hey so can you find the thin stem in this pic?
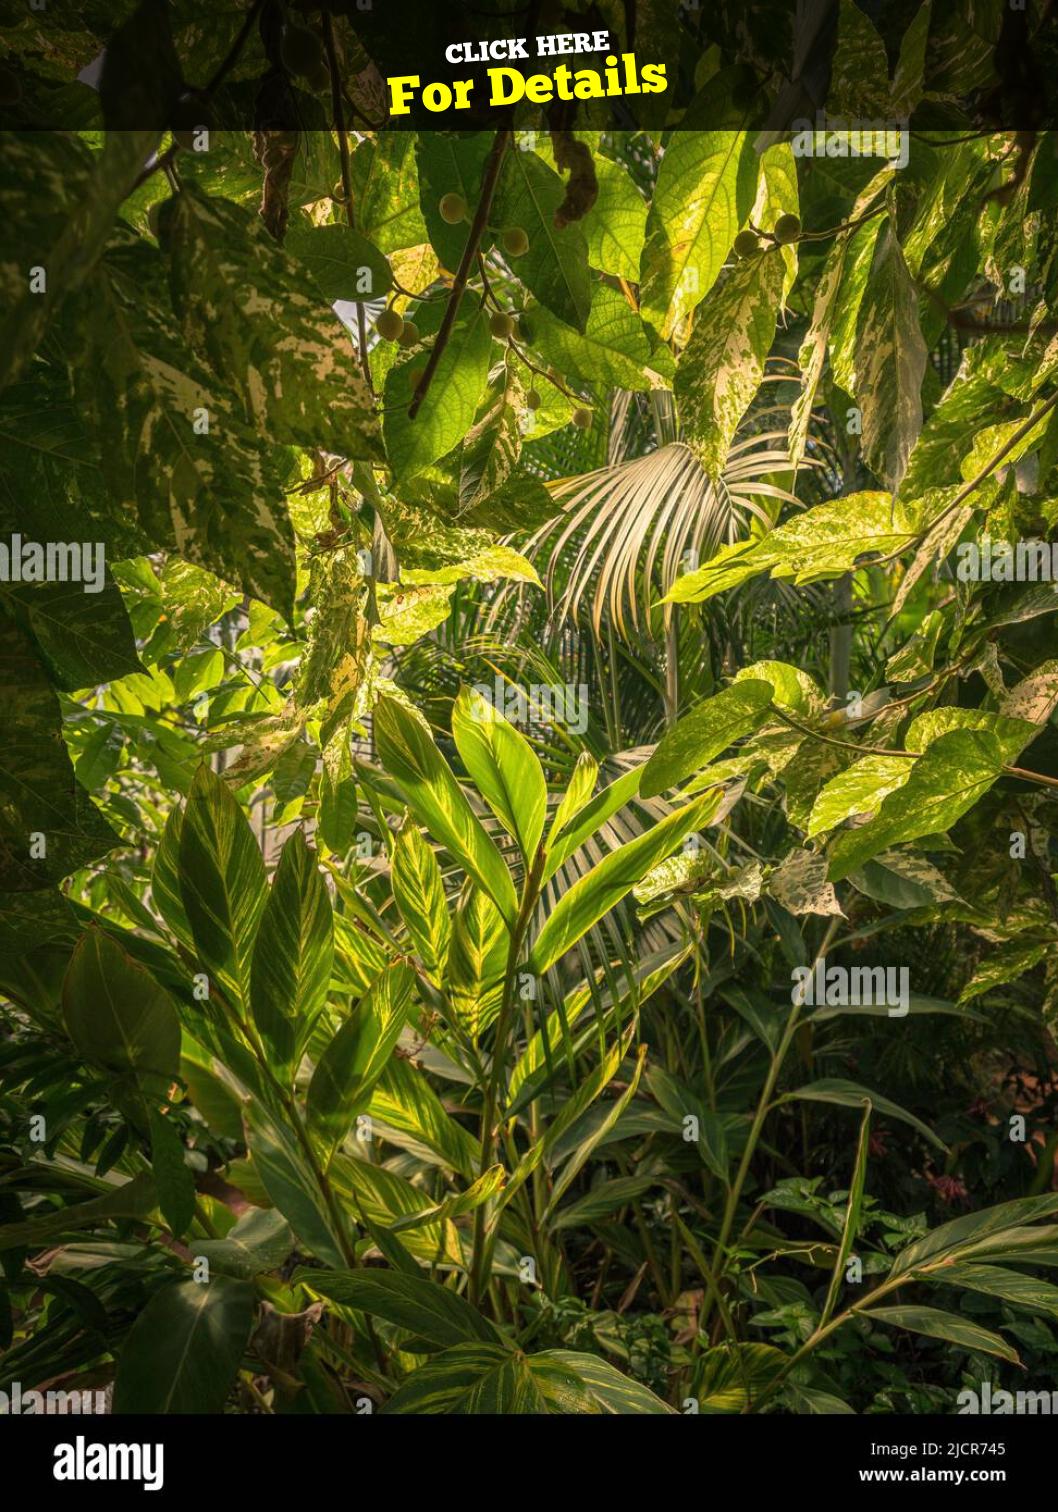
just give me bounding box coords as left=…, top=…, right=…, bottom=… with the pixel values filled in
left=409, top=129, right=510, bottom=420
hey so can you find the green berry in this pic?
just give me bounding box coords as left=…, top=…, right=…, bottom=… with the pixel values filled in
left=490, top=312, right=514, bottom=341
left=397, top=320, right=420, bottom=347
left=733, top=229, right=761, bottom=258
left=376, top=308, right=404, bottom=342
left=526, top=389, right=542, bottom=411
left=572, top=407, right=592, bottom=430
left=774, top=213, right=802, bottom=244
left=502, top=226, right=529, bottom=258
left=281, top=24, right=325, bottom=77
left=439, top=193, right=467, bottom=224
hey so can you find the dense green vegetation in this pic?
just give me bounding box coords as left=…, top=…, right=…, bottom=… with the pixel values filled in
left=2, top=1, right=1058, bottom=1417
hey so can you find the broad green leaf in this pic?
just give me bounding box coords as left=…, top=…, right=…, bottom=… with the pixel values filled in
left=582, top=156, right=648, bottom=281
left=389, top=1164, right=506, bottom=1234
left=891, top=1193, right=1058, bottom=1276
left=785, top=1077, right=944, bottom=1150
left=250, top=829, right=333, bottom=1082
left=194, top=1208, right=293, bottom=1280
left=827, top=731, right=1005, bottom=880
left=68, top=237, right=296, bottom=615
left=415, top=132, right=495, bottom=271
left=112, top=1276, right=256, bottom=1413
left=162, top=185, right=381, bottom=458
left=639, top=130, right=756, bottom=339
left=0, top=617, right=119, bottom=890
left=676, top=248, right=784, bottom=477
left=807, top=754, right=915, bottom=837
left=391, top=822, right=450, bottom=983
left=851, top=220, right=927, bottom=490
left=447, top=884, right=507, bottom=1039
left=297, top=1267, right=500, bottom=1349
left=543, top=765, right=640, bottom=881
left=452, top=685, right=547, bottom=863
left=640, top=680, right=773, bottom=797
left=527, top=286, right=661, bottom=392
left=307, top=963, right=414, bottom=1163
left=373, top=696, right=517, bottom=928
left=0, top=573, right=142, bottom=693
left=868, top=1305, right=1019, bottom=1366
left=0, top=1173, right=156, bottom=1252
left=529, top=791, right=722, bottom=975
left=905, top=707, right=1036, bottom=764
left=284, top=220, right=391, bottom=303
left=370, top=1056, right=480, bottom=1179
left=63, top=930, right=181, bottom=1089
left=146, top=1105, right=194, bottom=1244
left=493, top=149, right=591, bottom=331
left=940, top=1263, right=1058, bottom=1318
left=383, top=307, right=493, bottom=481
left=179, top=764, right=268, bottom=1009
left=0, top=129, right=160, bottom=394
left=538, top=1349, right=675, bottom=1413
left=692, top=1342, right=787, bottom=1414
left=244, top=1103, right=347, bottom=1269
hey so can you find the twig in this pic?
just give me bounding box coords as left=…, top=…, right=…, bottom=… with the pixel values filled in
left=408, top=129, right=510, bottom=420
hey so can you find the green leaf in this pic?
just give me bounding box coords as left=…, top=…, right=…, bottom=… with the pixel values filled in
left=284, top=220, right=392, bottom=303
left=785, top=1078, right=944, bottom=1150
left=297, top=1267, right=501, bottom=1349
left=582, top=156, right=648, bottom=281
left=0, top=574, right=142, bottom=693
left=68, top=237, right=296, bottom=615
left=244, top=1103, right=347, bottom=1268
left=868, top=1305, right=1019, bottom=1366
left=162, top=186, right=381, bottom=458
left=452, top=685, right=547, bottom=863
left=543, top=766, right=641, bottom=881
left=537, top=1350, right=675, bottom=1413
left=415, top=132, right=495, bottom=271
left=383, top=307, right=493, bottom=481
left=820, top=1100, right=871, bottom=1327
left=178, top=764, right=268, bottom=1010
left=194, top=1208, right=293, bottom=1280
left=0, top=129, right=160, bottom=394
left=529, top=790, right=723, bottom=975
left=148, top=1105, right=195, bottom=1241
left=806, top=754, right=915, bottom=838
left=446, top=884, right=507, bottom=1039
left=0, top=1173, right=157, bottom=1252
left=527, top=286, right=661, bottom=392
left=827, top=731, right=1005, bottom=880
left=640, top=680, right=773, bottom=797
left=112, top=1276, right=256, bottom=1413
left=62, top=930, right=181, bottom=1088
left=307, top=963, right=414, bottom=1163
left=389, top=1164, right=506, bottom=1234
left=391, top=822, right=450, bottom=984
left=373, top=696, right=517, bottom=928
left=851, top=220, right=928, bottom=490
left=493, top=149, right=591, bottom=331
left=250, top=829, right=333, bottom=1082
left=891, top=1193, right=1058, bottom=1276
left=676, top=248, right=784, bottom=476
left=639, top=130, right=756, bottom=340
left=0, top=616, right=119, bottom=890
left=940, top=1263, right=1058, bottom=1318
